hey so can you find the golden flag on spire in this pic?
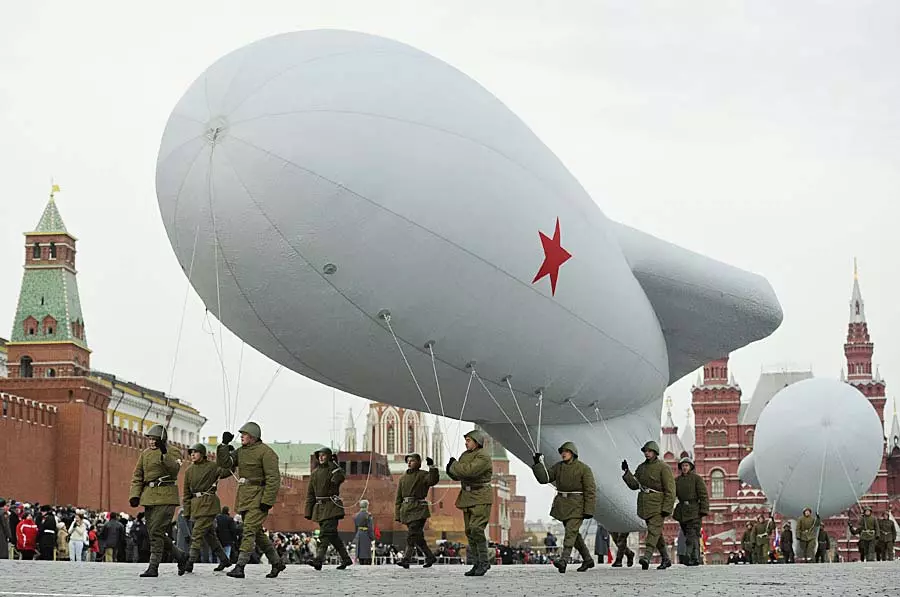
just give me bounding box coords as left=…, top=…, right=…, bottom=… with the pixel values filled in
left=50, top=183, right=60, bottom=198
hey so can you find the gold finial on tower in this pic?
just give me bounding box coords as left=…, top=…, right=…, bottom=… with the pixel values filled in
left=50, top=182, right=60, bottom=200
left=665, top=396, right=673, bottom=412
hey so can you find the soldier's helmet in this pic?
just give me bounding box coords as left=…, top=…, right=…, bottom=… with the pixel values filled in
left=557, top=441, right=579, bottom=458
left=359, top=499, right=369, bottom=509
left=188, top=443, right=207, bottom=457
left=314, top=446, right=334, bottom=458
left=405, top=453, right=422, bottom=464
left=238, top=421, right=262, bottom=440
left=464, top=428, right=485, bottom=447
left=863, top=506, right=872, bottom=514
left=145, top=424, right=167, bottom=442
left=678, top=456, right=695, bottom=470
left=641, top=440, right=660, bottom=455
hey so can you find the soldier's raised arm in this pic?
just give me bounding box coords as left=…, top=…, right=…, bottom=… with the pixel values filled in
left=449, top=451, right=491, bottom=479
left=531, top=454, right=556, bottom=485
left=330, top=453, right=346, bottom=485
left=426, top=458, right=440, bottom=487
left=216, top=437, right=237, bottom=472
left=622, top=460, right=640, bottom=491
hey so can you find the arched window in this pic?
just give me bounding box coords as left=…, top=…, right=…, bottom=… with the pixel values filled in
left=711, top=469, right=725, bottom=499
left=407, top=423, right=415, bottom=453
left=746, top=429, right=754, bottom=449
left=20, top=356, right=34, bottom=378
left=32, top=243, right=41, bottom=259
left=386, top=422, right=396, bottom=454
left=47, top=368, right=56, bottom=378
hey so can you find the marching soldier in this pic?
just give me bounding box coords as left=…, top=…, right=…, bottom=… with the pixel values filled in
left=780, top=520, right=794, bottom=563
left=849, top=506, right=878, bottom=562
left=447, top=428, right=493, bottom=577
left=740, top=521, right=755, bottom=563
left=752, top=513, right=775, bottom=565
left=129, top=424, right=187, bottom=577
left=395, top=453, right=440, bottom=569
left=621, top=440, right=675, bottom=570
left=305, top=447, right=353, bottom=570
left=610, top=532, right=634, bottom=567
left=353, top=500, right=375, bottom=565
left=876, top=510, right=896, bottom=561
left=796, top=507, right=818, bottom=563
left=180, top=443, right=232, bottom=574
left=532, top=441, right=597, bottom=573
left=216, top=422, right=286, bottom=579
left=673, top=456, right=708, bottom=566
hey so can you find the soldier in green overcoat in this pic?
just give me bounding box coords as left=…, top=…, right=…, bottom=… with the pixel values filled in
left=216, top=422, right=285, bottom=579
left=129, top=424, right=188, bottom=577
left=621, top=440, right=675, bottom=570
left=752, top=513, right=775, bottom=564
left=740, top=521, right=755, bottom=563
left=180, top=443, right=232, bottom=574
left=447, top=428, right=494, bottom=577
left=305, top=446, right=353, bottom=570
left=532, top=441, right=597, bottom=573
left=780, top=520, right=794, bottom=563
left=876, top=510, right=896, bottom=561
left=849, top=506, right=878, bottom=561
left=795, top=507, right=818, bottom=562
left=673, top=456, right=708, bottom=566
left=395, top=453, right=440, bottom=569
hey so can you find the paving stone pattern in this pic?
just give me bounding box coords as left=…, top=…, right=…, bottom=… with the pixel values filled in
left=0, top=560, right=898, bottom=597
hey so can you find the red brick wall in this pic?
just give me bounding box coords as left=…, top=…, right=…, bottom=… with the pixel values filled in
left=0, top=393, right=58, bottom=502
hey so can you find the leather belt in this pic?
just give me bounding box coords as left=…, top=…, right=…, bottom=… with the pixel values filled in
left=463, top=484, right=485, bottom=491
left=43, top=529, right=55, bottom=534
left=557, top=491, right=583, bottom=498
left=238, top=478, right=266, bottom=486
left=403, top=497, right=427, bottom=503
left=146, top=480, right=175, bottom=488
left=639, top=486, right=660, bottom=494
left=316, top=496, right=340, bottom=503
left=357, top=526, right=369, bottom=531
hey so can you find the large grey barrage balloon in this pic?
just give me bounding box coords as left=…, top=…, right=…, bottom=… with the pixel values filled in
left=754, top=378, right=883, bottom=518
left=738, top=452, right=760, bottom=488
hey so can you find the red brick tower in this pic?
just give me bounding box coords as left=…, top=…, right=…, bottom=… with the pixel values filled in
left=844, top=261, right=889, bottom=506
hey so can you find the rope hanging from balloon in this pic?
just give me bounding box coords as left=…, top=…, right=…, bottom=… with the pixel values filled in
left=164, top=223, right=200, bottom=429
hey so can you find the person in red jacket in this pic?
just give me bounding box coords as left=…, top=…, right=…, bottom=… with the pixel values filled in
left=16, top=512, right=38, bottom=560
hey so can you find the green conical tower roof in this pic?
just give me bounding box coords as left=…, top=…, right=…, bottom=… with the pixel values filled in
left=11, top=194, right=87, bottom=350
left=32, top=196, right=68, bottom=233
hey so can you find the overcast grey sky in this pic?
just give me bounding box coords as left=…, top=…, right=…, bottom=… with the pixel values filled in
left=2, top=1, right=898, bottom=520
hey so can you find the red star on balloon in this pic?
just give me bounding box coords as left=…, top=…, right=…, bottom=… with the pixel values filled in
left=532, top=218, right=572, bottom=296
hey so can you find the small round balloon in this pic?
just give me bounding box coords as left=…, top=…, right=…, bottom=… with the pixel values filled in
left=754, top=378, right=883, bottom=518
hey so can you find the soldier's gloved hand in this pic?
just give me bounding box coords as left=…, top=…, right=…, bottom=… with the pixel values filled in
left=446, top=457, right=456, bottom=476
left=621, top=460, right=629, bottom=472
left=259, top=503, right=272, bottom=513
left=582, top=513, right=593, bottom=520
left=533, top=453, right=542, bottom=465
left=331, top=453, right=339, bottom=463
left=222, top=431, right=234, bottom=445
left=425, top=457, right=434, bottom=467
left=129, top=497, right=140, bottom=508
left=661, top=511, right=671, bottom=518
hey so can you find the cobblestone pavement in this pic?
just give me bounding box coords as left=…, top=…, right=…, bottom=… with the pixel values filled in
left=0, top=560, right=898, bottom=597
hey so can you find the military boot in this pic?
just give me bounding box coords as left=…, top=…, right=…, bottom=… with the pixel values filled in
left=657, top=554, right=672, bottom=570
left=420, top=540, right=437, bottom=568
left=140, top=554, right=160, bottom=578
left=626, top=549, right=635, bottom=567
left=335, top=540, right=353, bottom=570
left=180, top=550, right=199, bottom=576
left=308, top=543, right=327, bottom=571
left=262, top=545, right=286, bottom=578
left=639, top=556, right=650, bottom=570
left=171, top=545, right=188, bottom=575
left=227, top=552, right=251, bottom=579
left=464, top=541, right=480, bottom=576
left=575, top=537, right=595, bottom=572
left=611, top=554, right=624, bottom=568
left=471, top=542, right=491, bottom=576
left=213, top=548, right=232, bottom=572
left=396, top=546, right=415, bottom=569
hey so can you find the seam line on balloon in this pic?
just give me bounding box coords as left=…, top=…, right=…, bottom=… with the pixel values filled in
left=223, top=133, right=666, bottom=383
left=166, top=140, right=209, bottom=256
